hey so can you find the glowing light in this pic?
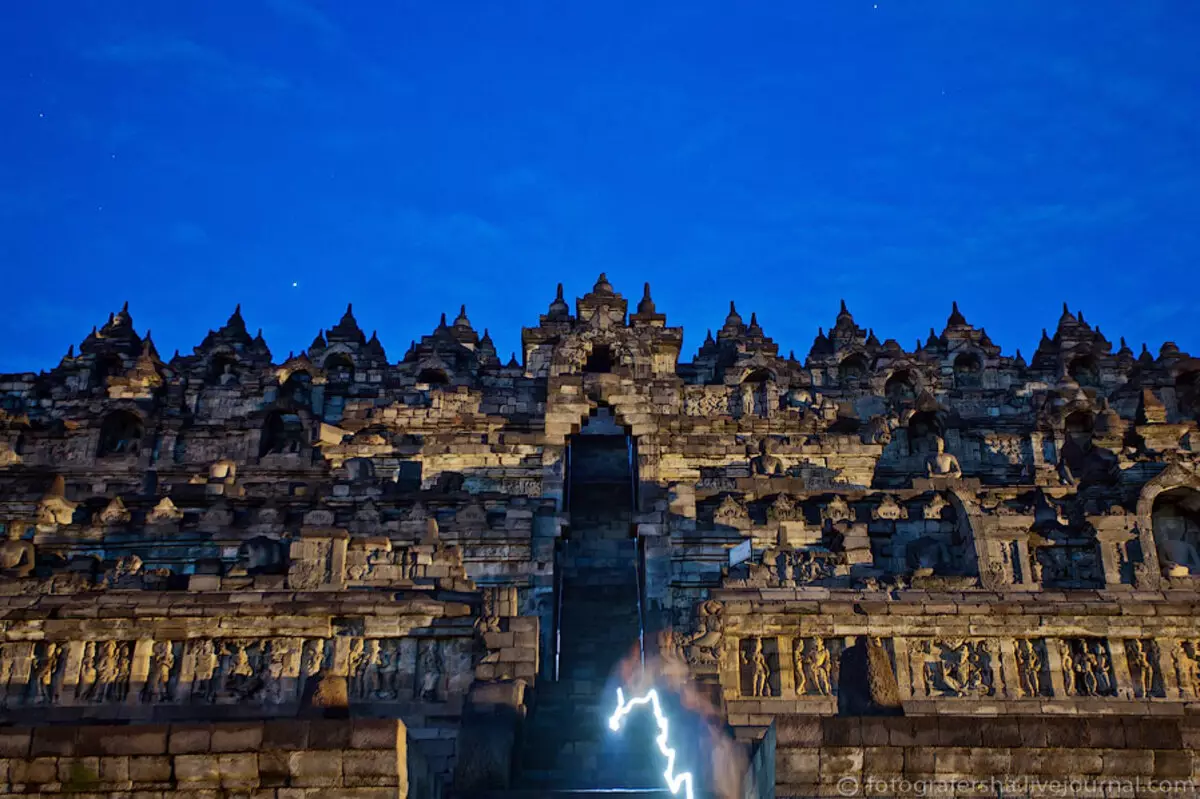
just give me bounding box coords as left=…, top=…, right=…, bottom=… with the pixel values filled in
left=608, top=687, right=694, bottom=799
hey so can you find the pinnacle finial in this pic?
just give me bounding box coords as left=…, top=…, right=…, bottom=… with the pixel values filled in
left=643, top=282, right=652, bottom=300
left=730, top=300, right=737, bottom=313
left=121, top=300, right=129, bottom=313
left=234, top=303, right=242, bottom=314
left=346, top=302, right=354, bottom=314
left=750, top=312, right=759, bottom=327
left=439, top=312, right=447, bottom=327
left=556, top=282, right=564, bottom=300
left=839, top=298, right=848, bottom=313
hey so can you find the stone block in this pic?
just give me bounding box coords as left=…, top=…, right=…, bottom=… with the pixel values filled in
left=174, top=754, right=222, bottom=788
left=308, top=720, right=354, bottom=749
left=263, top=720, right=310, bottom=751
left=258, top=749, right=291, bottom=787
left=0, top=728, right=31, bottom=758
left=128, top=755, right=172, bottom=783
left=819, top=746, right=863, bottom=776
left=210, top=722, right=264, bottom=753
left=1154, top=750, right=1193, bottom=779
left=350, top=720, right=401, bottom=751
left=11, top=756, right=60, bottom=786
left=776, top=748, right=820, bottom=781
left=289, top=749, right=343, bottom=787
left=168, top=724, right=212, bottom=754
left=98, top=756, right=130, bottom=784
left=217, top=753, right=260, bottom=789
left=862, top=746, right=904, bottom=775
left=92, top=726, right=169, bottom=756
left=343, top=750, right=401, bottom=787
left=31, top=726, right=78, bottom=757
left=57, top=756, right=100, bottom=786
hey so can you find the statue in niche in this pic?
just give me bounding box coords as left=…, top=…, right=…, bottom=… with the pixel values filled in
left=743, top=638, right=771, bottom=697
left=33, top=643, right=61, bottom=704
left=1015, top=639, right=1043, bottom=697
left=0, top=524, right=36, bottom=579
left=350, top=639, right=385, bottom=700
left=239, top=536, right=287, bottom=576
left=300, top=640, right=324, bottom=696
left=933, top=640, right=991, bottom=696
left=192, top=640, right=220, bottom=702
left=99, top=555, right=143, bottom=588
left=77, top=642, right=98, bottom=701
left=797, top=638, right=832, bottom=696
left=862, top=415, right=893, bottom=445
left=223, top=641, right=261, bottom=700
left=265, top=640, right=294, bottom=704
left=907, top=533, right=958, bottom=578
left=926, top=435, right=962, bottom=478
left=147, top=497, right=184, bottom=524
left=750, top=439, right=784, bottom=476
left=143, top=641, right=174, bottom=703
left=1059, top=641, right=1076, bottom=696
left=740, top=382, right=758, bottom=419
left=1128, top=640, right=1155, bottom=698
left=792, top=640, right=808, bottom=695
left=1161, top=537, right=1200, bottom=579
left=418, top=641, right=442, bottom=701
left=95, top=641, right=130, bottom=703
left=685, top=600, right=724, bottom=665
left=1175, top=641, right=1200, bottom=697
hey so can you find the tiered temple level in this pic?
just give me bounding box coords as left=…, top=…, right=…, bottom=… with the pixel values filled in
left=0, top=275, right=1198, bottom=797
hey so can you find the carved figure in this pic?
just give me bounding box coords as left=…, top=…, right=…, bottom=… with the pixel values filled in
left=809, top=638, right=832, bottom=696
left=926, top=435, right=962, bottom=478
left=685, top=600, right=724, bottom=665
left=751, top=439, right=784, bottom=476
left=1129, top=640, right=1154, bottom=698
left=192, top=640, right=219, bottom=702
left=792, top=639, right=807, bottom=695
left=418, top=642, right=442, bottom=701
left=144, top=641, right=174, bottom=702
left=34, top=643, right=60, bottom=704
left=0, top=524, right=35, bottom=579
left=265, top=639, right=293, bottom=704
left=743, top=638, right=771, bottom=697
left=1015, top=639, right=1042, bottom=697
left=77, top=642, right=98, bottom=701
left=1059, top=641, right=1076, bottom=697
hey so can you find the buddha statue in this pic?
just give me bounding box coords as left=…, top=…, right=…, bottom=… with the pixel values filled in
left=751, top=439, right=784, bottom=477
left=1161, top=537, right=1200, bottom=578
left=0, top=523, right=36, bottom=579
left=925, top=435, right=962, bottom=479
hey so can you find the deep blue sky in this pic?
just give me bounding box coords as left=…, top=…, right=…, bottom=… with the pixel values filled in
left=2, top=1, right=1197, bottom=373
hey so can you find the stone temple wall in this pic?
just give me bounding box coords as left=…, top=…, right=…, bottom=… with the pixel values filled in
left=0, top=275, right=1198, bottom=796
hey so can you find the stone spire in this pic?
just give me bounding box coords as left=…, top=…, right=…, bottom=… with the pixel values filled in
left=592, top=272, right=614, bottom=294
left=547, top=283, right=570, bottom=319
left=327, top=303, right=367, bottom=345
left=637, top=283, right=656, bottom=315
left=310, top=329, right=327, bottom=350
left=454, top=304, right=472, bottom=329
left=947, top=301, right=967, bottom=327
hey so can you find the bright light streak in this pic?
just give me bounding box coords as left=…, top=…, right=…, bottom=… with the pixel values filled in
left=608, top=687, right=695, bottom=799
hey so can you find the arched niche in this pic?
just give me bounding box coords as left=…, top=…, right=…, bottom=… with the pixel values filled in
left=346, top=457, right=375, bottom=483
left=898, top=490, right=982, bottom=583
left=207, top=353, right=240, bottom=386
left=259, top=410, right=305, bottom=457
left=838, top=354, right=868, bottom=386
left=97, top=410, right=143, bottom=458
left=1062, top=409, right=1095, bottom=472
left=91, top=354, right=124, bottom=391
left=417, top=368, right=450, bottom=386
left=1175, top=369, right=1200, bottom=422
left=324, top=352, right=356, bottom=384
left=1152, top=486, right=1200, bottom=576
left=884, top=370, right=916, bottom=405
left=1069, top=356, right=1100, bottom=388
left=583, top=343, right=614, bottom=374
left=281, top=370, right=313, bottom=406
left=952, top=352, right=982, bottom=388
left=906, top=410, right=943, bottom=456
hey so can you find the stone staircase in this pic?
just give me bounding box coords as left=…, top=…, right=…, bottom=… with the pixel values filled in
left=514, top=492, right=663, bottom=793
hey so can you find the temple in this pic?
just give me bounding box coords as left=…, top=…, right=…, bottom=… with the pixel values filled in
left=0, top=275, right=1199, bottom=797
